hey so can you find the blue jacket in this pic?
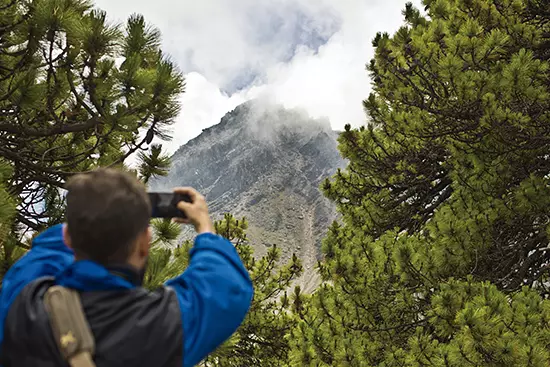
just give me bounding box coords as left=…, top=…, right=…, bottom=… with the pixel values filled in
left=0, top=224, right=253, bottom=367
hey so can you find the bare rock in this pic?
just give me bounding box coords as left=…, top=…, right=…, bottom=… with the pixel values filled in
left=151, top=100, right=346, bottom=292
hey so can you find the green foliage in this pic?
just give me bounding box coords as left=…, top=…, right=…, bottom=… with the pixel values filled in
left=139, top=144, right=171, bottom=185
left=0, top=160, right=22, bottom=282
left=145, top=213, right=304, bottom=366
left=291, top=1, right=550, bottom=365
left=142, top=218, right=188, bottom=289
left=210, top=214, right=305, bottom=366
left=0, top=0, right=181, bottom=282
left=0, top=161, right=15, bottom=235
left=0, top=0, right=184, bottom=233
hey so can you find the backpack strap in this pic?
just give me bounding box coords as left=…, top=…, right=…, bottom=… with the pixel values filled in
left=44, top=286, right=96, bottom=367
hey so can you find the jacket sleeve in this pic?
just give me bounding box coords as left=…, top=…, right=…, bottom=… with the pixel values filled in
left=0, top=224, right=74, bottom=354
left=165, top=233, right=254, bottom=367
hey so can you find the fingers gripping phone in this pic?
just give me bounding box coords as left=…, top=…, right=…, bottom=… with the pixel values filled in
left=148, top=192, right=192, bottom=219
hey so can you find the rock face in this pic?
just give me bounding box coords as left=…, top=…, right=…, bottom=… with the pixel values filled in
left=150, top=100, right=346, bottom=292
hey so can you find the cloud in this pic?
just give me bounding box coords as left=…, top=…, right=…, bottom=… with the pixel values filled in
left=170, top=72, right=258, bottom=146
left=94, top=0, right=340, bottom=92
left=259, top=0, right=426, bottom=130
left=93, top=0, right=424, bottom=154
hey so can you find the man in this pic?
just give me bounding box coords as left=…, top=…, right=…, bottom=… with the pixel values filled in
left=0, top=168, right=254, bottom=367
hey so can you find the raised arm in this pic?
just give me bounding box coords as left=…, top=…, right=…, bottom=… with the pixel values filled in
left=166, top=233, right=253, bottom=366
left=165, top=187, right=254, bottom=367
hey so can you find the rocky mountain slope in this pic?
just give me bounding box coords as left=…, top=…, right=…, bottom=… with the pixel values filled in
left=151, top=101, right=346, bottom=292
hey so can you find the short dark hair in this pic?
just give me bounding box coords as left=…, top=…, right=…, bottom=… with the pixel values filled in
left=65, top=168, right=151, bottom=264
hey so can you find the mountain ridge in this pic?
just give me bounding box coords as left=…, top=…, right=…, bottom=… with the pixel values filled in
left=152, top=100, right=346, bottom=292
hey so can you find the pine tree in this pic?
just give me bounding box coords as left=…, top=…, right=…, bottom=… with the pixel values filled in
left=0, top=0, right=184, bottom=234
left=144, top=213, right=304, bottom=366
left=0, top=159, right=22, bottom=283
left=0, top=0, right=183, bottom=277
left=290, top=1, right=550, bottom=365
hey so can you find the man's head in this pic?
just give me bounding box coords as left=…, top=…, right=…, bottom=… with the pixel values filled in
left=63, top=168, right=152, bottom=270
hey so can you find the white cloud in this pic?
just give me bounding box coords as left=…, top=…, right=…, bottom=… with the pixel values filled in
left=169, top=72, right=257, bottom=147
left=93, top=0, right=424, bottom=154
left=94, top=0, right=340, bottom=91
left=260, top=0, right=425, bottom=130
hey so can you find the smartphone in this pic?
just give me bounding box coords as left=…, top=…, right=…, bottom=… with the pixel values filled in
left=147, top=192, right=192, bottom=219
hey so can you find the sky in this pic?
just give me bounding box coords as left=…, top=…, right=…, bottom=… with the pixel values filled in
left=93, top=0, right=423, bottom=154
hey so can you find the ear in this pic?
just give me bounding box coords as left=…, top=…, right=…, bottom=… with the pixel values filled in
left=62, top=224, right=73, bottom=250
left=138, top=226, right=152, bottom=258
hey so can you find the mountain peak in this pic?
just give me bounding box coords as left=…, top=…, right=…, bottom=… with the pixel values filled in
left=153, top=101, right=346, bottom=293
left=177, top=99, right=333, bottom=155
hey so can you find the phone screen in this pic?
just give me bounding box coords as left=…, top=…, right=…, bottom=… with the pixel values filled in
left=148, top=192, right=188, bottom=218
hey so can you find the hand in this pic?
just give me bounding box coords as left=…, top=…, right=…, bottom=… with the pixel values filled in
left=172, top=187, right=215, bottom=234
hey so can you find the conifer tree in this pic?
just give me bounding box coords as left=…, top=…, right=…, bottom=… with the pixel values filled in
left=290, top=1, right=550, bottom=365
left=0, top=159, right=21, bottom=282
left=0, top=0, right=183, bottom=279
left=0, top=0, right=184, bottom=236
